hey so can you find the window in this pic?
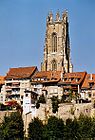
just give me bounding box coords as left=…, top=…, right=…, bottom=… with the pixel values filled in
left=61, top=60, right=64, bottom=67
left=21, top=101, right=23, bottom=105
left=52, top=59, right=57, bottom=71
left=45, top=60, right=47, bottom=71
left=21, top=95, right=23, bottom=99
left=0, top=96, right=3, bottom=101
left=89, top=82, right=94, bottom=88
left=52, top=32, right=57, bottom=52
left=25, top=94, right=28, bottom=97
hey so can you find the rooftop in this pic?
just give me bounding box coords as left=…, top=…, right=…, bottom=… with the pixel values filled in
left=82, top=74, right=95, bottom=89
left=5, top=66, right=37, bottom=80
left=0, top=76, right=5, bottom=85
left=59, top=72, right=87, bottom=85
left=32, top=71, right=61, bottom=83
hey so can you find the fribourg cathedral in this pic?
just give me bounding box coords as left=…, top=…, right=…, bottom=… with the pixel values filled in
left=41, top=11, right=73, bottom=73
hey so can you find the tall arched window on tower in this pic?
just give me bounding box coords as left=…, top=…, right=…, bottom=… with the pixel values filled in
left=52, top=59, right=57, bottom=71
left=52, top=32, right=57, bottom=52
left=45, top=60, right=47, bottom=71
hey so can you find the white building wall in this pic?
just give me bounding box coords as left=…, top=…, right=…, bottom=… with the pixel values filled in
left=23, top=92, right=31, bottom=115
left=0, top=85, right=6, bottom=104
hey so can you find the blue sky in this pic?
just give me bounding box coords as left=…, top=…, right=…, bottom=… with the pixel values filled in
left=0, top=0, right=95, bottom=75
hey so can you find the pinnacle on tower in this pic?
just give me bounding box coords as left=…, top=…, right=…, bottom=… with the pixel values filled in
left=47, top=11, right=53, bottom=23
left=62, top=10, right=68, bottom=22
left=56, top=11, right=60, bottom=21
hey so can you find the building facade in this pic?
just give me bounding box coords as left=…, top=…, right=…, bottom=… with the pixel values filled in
left=0, top=76, right=5, bottom=104
left=81, top=74, right=95, bottom=101
left=4, top=66, right=37, bottom=105
left=31, top=71, right=62, bottom=99
left=41, top=11, right=73, bottom=73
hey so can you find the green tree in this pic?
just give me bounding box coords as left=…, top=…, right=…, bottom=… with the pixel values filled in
left=68, top=89, right=73, bottom=102
left=36, top=101, right=40, bottom=109
left=0, top=111, right=24, bottom=140
left=78, top=114, right=93, bottom=139
left=51, top=96, right=59, bottom=113
left=61, top=94, right=67, bottom=103
left=39, top=94, right=46, bottom=104
left=36, top=94, right=46, bottom=109
left=91, top=117, right=95, bottom=139
left=28, top=118, right=44, bottom=140
left=64, top=118, right=81, bottom=140
left=43, top=116, right=64, bottom=140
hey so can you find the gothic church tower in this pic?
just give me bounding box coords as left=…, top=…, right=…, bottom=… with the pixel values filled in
left=41, top=11, right=73, bottom=73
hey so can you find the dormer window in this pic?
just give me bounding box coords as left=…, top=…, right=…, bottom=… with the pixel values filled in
left=76, top=78, right=80, bottom=82
left=41, top=78, right=44, bottom=81
left=69, top=78, right=71, bottom=81
left=71, top=78, right=74, bottom=81
left=63, top=78, right=64, bottom=81
left=34, top=78, right=37, bottom=81
left=38, top=78, right=40, bottom=81
left=64, top=78, right=67, bottom=81
left=89, top=82, right=94, bottom=88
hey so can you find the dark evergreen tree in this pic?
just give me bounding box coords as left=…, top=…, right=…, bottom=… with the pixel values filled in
left=78, top=114, right=93, bottom=139
left=28, top=118, right=44, bottom=140
left=64, top=118, right=81, bottom=140
left=91, top=117, right=95, bottom=139
left=51, top=96, right=59, bottom=113
left=43, top=116, right=64, bottom=140
left=36, top=101, right=40, bottom=109
left=39, top=94, right=46, bottom=104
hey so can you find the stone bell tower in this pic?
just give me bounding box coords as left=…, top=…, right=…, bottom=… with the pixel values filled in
left=41, top=11, right=73, bottom=73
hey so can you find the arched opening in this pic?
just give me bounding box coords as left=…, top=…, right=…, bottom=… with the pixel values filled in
left=52, top=59, right=57, bottom=71
left=45, top=61, right=47, bottom=71
left=52, top=32, right=57, bottom=52
left=61, top=60, right=64, bottom=67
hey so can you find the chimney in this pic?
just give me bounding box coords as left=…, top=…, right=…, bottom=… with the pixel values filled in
left=61, top=72, right=63, bottom=80
left=90, top=74, right=93, bottom=80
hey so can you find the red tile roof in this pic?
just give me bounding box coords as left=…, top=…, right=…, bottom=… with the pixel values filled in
left=0, top=76, right=5, bottom=85
left=59, top=72, right=87, bottom=85
left=5, top=66, right=37, bottom=80
left=32, top=71, right=61, bottom=83
left=82, top=74, right=95, bottom=89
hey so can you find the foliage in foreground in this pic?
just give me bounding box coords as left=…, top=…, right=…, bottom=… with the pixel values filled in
left=28, top=118, right=43, bottom=140
left=43, top=116, right=64, bottom=140
left=1, top=111, right=95, bottom=140
left=28, top=114, right=95, bottom=140
left=51, top=96, right=59, bottom=113
left=0, top=111, right=24, bottom=140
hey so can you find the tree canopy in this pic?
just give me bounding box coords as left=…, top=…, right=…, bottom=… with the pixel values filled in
left=28, top=118, right=44, bottom=140
left=0, top=111, right=24, bottom=140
